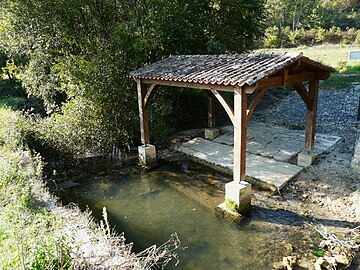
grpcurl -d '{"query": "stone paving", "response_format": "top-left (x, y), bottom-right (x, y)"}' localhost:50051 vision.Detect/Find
top-left (175, 121), bottom-right (341, 191)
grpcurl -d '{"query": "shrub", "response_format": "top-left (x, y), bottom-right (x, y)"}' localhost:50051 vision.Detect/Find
top-left (263, 26), bottom-right (279, 48)
top-left (323, 26), bottom-right (342, 43)
top-left (355, 30), bottom-right (360, 45)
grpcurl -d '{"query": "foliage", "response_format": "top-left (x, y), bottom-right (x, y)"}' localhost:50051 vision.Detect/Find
top-left (263, 0), bottom-right (360, 48)
top-left (0, 105), bottom-right (180, 269)
top-left (0, 106), bottom-right (72, 269)
top-left (225, 199), bottom-right (239, 212)
top-left (0, 0), bottom-right (266, 160)
top-left (263, 27), bottom-right (360, 48)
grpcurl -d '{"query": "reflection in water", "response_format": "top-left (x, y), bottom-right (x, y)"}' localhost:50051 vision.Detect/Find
top-left (60, 162), bottom-right (304, 270)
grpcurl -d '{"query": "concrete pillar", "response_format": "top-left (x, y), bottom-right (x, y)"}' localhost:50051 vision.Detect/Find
top-left (297, 151), bottom-right (319, 167)
top-left (225, 180), bottom-right (252, 216)
top-left (138, 144), bottom-right (156, 165)
top-left (204, 128), bottom-right (220, 139)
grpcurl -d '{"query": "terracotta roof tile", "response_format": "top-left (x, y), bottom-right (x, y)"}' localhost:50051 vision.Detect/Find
top-left (129, 52), bottom-right (334, 87)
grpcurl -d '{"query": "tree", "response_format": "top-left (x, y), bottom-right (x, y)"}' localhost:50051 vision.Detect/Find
top-left (1, 0), bottom-right (266, 158)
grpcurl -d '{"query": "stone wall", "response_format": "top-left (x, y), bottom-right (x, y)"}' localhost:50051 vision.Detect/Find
top-left (351, 131), bottom-right (360, 171)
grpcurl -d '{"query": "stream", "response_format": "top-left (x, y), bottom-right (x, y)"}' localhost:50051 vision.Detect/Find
top-left (60, 160), bottom-right (308, 269)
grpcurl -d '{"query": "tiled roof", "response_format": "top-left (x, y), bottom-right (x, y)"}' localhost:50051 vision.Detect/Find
top-left (129, 52), bottom-right (334, 87)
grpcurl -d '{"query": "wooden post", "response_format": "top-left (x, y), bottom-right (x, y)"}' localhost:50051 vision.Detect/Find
top-left (357, 97), bottom-right (360, 121)
top-left (233, 88), bottom-right (248, 182)
top-left (305, 80), bottom-right (319, 151)
top-left (207, 92), bottom-right (216, 128)
top-left (137, 79), bottom-right (150, 145)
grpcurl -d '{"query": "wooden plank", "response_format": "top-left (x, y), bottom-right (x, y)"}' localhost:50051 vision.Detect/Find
top-left (210, 89), bottom-right (235, 125)
top-left (144, 84), bottom-right (158, 108)
top-left (142, 78), bottom-right (240, 92)
top-left (207, 92), bottom-right (216, 127)
top-left (233, 88), bottom-right (248, 182)
top-left (137, 79), bottom-right (150, 144)
top-left (292, 83), bottom-right (311, 110)
top-left (305, 80), bottom-right (319, 151)
top-left (246, 88), bottom-right (268, 122)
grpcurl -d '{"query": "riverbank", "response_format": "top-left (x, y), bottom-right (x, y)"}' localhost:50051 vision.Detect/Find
top-left (0, 106), bottom-right (179, 269)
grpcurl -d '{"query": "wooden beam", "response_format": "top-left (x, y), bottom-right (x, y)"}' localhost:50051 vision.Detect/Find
top-left (246, 88), bottom-right (268, 122)
top-left (257, 71), bottom-right (330, 90)
top-left (305, 80), bottom-right (319, 151)
top-left (209, 89), bottom-right (235, 125)
top-left (142, 78), bottom-right (240, 92)
top-left (233, 88), bottom-right (248, 182)
top-left (144, 84), bottom-right (158, 108)
top-left (207, 92), bottom-right (216, 128)
top-left (137, 79), bottom-right (150, 144)
top-left (242, 84), bottom-right (258, 94)
top-left (292, 83), bottom-right (311, 110)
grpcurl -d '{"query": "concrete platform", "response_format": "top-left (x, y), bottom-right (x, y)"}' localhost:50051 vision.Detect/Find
top-left (175, 122), bottom-right (341, 191)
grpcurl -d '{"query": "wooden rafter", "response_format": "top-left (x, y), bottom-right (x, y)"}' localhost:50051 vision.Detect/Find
top-left (256, 71), bottom-right (331, 91)
top-left (142, 78), bottom-right (241, 93)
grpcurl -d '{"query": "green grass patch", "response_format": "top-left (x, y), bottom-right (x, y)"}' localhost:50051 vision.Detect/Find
top-left (344, 65), bottom-right (360, 74)
top-left (0, 107), bottom-right (73, 269)
top-left (320, 64), bottom-right (360, 90)
top-left (258, 44), bottom-right (360, 70)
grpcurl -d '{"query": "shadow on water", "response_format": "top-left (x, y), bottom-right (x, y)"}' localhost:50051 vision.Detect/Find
top-left (58, 160), bottom-right (358, 269)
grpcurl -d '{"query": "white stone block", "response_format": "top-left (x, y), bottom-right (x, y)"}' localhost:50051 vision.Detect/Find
top-left (225, 180), bottom-right (251, 215)
top-left (138, 144), bottom-right (156, 165)
top-left (297, 151), bottom-right (319, 167)
top-left (204, 128), bottom-right (220, 140)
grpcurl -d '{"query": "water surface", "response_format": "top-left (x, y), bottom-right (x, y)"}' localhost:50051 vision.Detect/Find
top-left (61, 161), bottom-right (304, 269)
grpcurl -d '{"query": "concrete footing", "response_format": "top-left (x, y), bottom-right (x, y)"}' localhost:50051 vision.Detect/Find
top-left (224, 180), bottom-right (251, 216)
top-left (138, 144), bottom-right (156, 165)
top-left (204, 128), bottom-right (220, 140)
top-left (215, 202), bottom-right (245, 223)
top-left (297, 151), bottom-right (319, 167)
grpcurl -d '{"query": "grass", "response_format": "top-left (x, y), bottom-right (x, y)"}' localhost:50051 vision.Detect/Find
top-left (0, 106), bottom-right (72, 269)
top-left (258, 44), bottom-right (360, 70)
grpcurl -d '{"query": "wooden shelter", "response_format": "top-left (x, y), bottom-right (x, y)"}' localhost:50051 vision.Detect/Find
top-left (129, 52), bottom-right (334, 184)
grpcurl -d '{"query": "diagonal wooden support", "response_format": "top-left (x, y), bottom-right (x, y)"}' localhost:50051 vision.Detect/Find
top-left (293, 83), bottom-right (311, 110)
top-left (144, 84), bottom-right (158, 108)
top-left (210, 89), bottom-right (235, 125)
top-left (137, 79), bottom-right (150, 145)
top-left (246, 88), bottom-right (268, 122)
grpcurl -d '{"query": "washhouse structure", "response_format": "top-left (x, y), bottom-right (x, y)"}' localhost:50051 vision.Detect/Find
top-left (129, 52), bottom-right (334, 215)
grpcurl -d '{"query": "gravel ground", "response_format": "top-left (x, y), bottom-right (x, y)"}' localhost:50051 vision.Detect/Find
top-left (257, 89), bottom-right (360, 136)
top-left (253, 87), bottom-right (360, 269)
